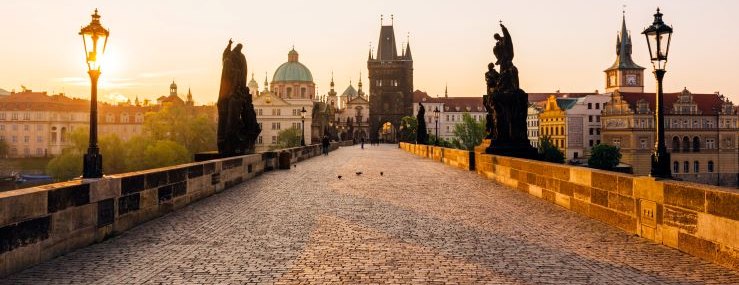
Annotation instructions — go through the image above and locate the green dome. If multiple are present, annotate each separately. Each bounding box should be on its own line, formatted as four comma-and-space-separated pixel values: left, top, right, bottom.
272, 48, 314, 83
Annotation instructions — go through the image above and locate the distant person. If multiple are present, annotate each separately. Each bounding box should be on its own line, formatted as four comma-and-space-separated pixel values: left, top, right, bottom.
361, 137, 365, 149
322, 135, 330, 155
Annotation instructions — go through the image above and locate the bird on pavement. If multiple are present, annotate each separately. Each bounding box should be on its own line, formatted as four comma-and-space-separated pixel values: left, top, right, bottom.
380, 172, 383, 176
355, 171, 362, 175
338, 175, 342, 179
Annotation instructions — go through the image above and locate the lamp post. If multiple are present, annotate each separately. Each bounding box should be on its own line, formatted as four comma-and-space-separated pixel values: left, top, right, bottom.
80, 9, 109, 179
300, 106, 306, 146
433, 106, 440, 146
643, 8, 673, 179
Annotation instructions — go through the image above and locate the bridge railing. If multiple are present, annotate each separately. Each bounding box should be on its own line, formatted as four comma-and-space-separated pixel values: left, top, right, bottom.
0, 141, 353, 277
400, 142, 739, 270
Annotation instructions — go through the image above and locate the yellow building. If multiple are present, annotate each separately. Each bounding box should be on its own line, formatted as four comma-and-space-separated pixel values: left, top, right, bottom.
538, 95, 569, 152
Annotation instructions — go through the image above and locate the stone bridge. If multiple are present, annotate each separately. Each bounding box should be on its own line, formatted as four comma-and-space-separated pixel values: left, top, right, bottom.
1, 144, 738, 284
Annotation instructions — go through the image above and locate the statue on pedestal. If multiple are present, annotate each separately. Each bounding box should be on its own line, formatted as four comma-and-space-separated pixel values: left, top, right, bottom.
416, 102, 428, 144
481, 24, 537, 158
217, 39, 261, 156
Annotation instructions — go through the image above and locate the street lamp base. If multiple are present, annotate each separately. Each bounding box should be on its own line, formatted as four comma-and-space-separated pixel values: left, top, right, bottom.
650, 152, 671, 179
300, 139, 306, 147
83, 152, 103, 179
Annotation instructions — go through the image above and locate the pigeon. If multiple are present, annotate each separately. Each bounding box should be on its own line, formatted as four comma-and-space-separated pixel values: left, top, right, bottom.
293, 164, 297, 168
338, 175, 342, 179
355, 171, 363, 176
380, 172, 383, 176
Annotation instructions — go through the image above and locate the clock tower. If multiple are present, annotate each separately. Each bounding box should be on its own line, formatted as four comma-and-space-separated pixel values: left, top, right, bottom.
604, 14, 645, 93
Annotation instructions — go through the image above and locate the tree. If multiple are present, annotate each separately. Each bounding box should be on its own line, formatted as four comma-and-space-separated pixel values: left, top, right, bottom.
275, 127, 302, 149
453, 113, 486, 151
46, 148, 83, 181
143, 104, 216, 155
429, 134, 454, 148
399, 116, 418, 143
0, 139, 9, 158
538, 136, 564, 163
588, 144, 622, 170
140, 140, 190, 170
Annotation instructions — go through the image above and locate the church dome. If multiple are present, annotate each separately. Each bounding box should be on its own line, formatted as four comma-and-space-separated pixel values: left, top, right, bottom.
247, 73, 259, 90
272, 48, 314, 83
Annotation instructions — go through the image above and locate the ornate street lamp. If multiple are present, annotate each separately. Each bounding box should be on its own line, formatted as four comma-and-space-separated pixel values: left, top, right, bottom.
433, 106, 440, 146
300, 106, 307, 146
643, 8, 673, 179
80, 9, 109, 179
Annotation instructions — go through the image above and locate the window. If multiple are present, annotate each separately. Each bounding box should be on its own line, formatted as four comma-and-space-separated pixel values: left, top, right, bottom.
36, 136, 43, 143
588, 115, 593, 122
11, 113, 18, 120
596, 140, 600, 145
596, 116, 600, 122
596, 128, 601, 135
574, 152, 579, 159
286, 87, 293, 97
673, 161, 679, 173
301, 88, 306, 98
640, 139, 647, 149
683, 161, 689, 173
708, 161, 714, 172
692, 137, 700, 152
36, 125, 43, 131
257, 109, 263, 116
694, 161, 700, 173
588, 103, 592, 109
595, 103, 600, 109
0, 125, 3, 131
672, 137, 680, 151
257, 136, 263, 144
36, 148, 42, 156
11, 136, 17, 143
589, 139, 594, 147
12, 124, 17, 131
23, 136, 29, 143
589, 128, 593, 135
0, 113, 4, 120
612, 138, 621, 147
271, 136, 277, 144
24, 125, 29, 131
706, 138, 715, 149
23, 113, 30, 120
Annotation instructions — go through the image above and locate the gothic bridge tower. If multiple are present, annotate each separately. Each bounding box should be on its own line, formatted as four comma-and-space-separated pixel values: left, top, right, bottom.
367, 17, 413, 142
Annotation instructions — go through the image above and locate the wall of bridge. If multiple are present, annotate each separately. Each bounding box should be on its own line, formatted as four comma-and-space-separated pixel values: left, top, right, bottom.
0, 141, 350, 277
400, 142, 739, 270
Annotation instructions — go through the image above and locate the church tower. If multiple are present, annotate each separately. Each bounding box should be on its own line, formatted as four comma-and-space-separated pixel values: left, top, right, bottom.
367, 16, 414, 141
604, 13, 645, 93
170, 81, 178, 97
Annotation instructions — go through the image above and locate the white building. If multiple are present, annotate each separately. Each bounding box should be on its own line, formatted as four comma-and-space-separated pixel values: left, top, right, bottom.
412, 89, 486, 141
252, 48, 314, 151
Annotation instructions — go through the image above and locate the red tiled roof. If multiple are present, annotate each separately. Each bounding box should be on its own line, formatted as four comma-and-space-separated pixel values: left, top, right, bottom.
619, 92, 726, 115
528, 92, 593, 103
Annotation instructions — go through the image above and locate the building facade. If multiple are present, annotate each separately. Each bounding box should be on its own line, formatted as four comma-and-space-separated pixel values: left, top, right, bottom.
0, 83, 213, 158
253, 48, 314, 151
368, 21, 413, 142
600, 14, 739, 186
412, 90, 486, 141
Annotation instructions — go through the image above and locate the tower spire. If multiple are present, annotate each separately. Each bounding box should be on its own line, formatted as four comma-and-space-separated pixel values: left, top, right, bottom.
444, 83, 448, 98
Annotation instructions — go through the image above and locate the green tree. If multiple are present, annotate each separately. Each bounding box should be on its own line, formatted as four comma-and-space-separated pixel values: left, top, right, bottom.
399, 116, 418, 142
453, 113, 485, 151
429, 134, 453, 148
588, 144, 622, 170
274, 127, 302, 149
0, 139, 9, 158
143, 104, 216, 155
538, 136, 564, 163
140, 140, 190, 169
46, 147, 83, 181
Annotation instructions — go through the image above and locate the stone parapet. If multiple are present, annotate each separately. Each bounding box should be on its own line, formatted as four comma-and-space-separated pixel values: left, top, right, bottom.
0, 142, 349, 277
400, 143, 475, 171
401, 142, 739, 270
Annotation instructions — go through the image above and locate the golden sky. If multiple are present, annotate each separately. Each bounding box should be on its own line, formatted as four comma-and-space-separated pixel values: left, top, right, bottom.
0, 0, 737, 104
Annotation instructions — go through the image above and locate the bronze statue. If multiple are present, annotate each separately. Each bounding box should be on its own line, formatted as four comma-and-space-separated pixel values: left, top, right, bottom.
482, 24, 536, 158
217, 39, 261, 156
416, 102, 428, 144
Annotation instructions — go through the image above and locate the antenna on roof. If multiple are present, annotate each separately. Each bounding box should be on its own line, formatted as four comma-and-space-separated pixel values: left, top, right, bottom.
391, 14, 394, 25
380, 14, 383, 25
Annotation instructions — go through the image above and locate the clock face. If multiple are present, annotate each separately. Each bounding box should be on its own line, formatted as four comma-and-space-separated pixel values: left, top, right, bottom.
626, 75, 637, 86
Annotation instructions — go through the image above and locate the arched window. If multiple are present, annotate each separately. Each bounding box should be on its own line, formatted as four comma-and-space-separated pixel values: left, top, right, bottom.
692, 137, 700, 152
683, 161, 689, 173
286, 87, 292, 98
708, 161, 714, 173
672, 136, 680, 152
60, 127, 67, 143
682, 136, 690, 152
673, 161, 679, 173
694, 161, 700, 173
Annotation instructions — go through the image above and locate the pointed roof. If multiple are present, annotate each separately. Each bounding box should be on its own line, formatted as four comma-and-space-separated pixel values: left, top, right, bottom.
341, 84, 357, 98
405, 42, 412, 60
376, 25, 398, 60
606, 14, 644, 71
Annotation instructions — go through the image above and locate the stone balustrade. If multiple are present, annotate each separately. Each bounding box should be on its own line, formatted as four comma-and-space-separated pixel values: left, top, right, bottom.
400, 142, 739, 270
0, 142, 351, 277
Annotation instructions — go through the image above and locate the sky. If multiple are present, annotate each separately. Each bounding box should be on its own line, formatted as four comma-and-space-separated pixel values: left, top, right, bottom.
1, 0, 738, 105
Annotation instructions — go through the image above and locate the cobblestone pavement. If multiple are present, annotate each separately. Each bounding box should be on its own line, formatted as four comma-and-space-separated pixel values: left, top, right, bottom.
4, 145, 739, 284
